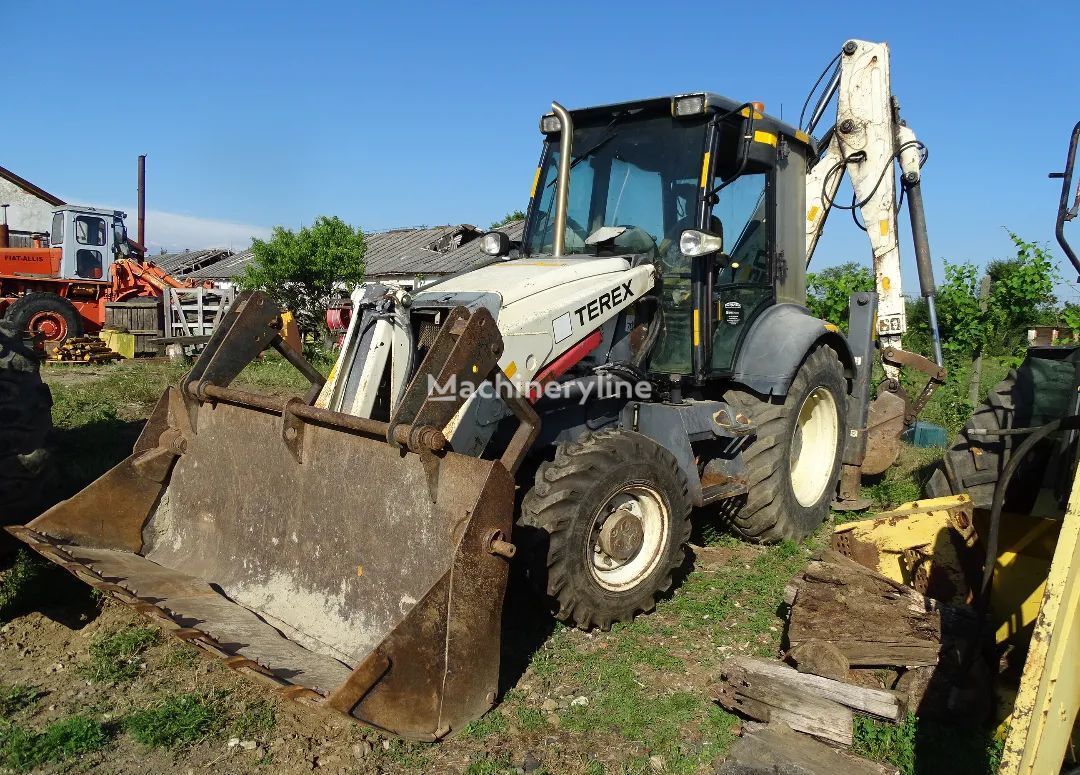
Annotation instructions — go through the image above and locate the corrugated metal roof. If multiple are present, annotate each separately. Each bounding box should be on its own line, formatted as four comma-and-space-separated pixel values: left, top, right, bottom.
154, 248, 233, 276
186, 249, 254, 280
434, 220, 524, 273
364, 224, 481, 276
181, 219, 526, 282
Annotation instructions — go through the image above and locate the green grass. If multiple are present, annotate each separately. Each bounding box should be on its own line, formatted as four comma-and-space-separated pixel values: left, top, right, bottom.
853, 713, 1005, 775
229, 698, 277, 739
0, 715, 110, 772
0, 686, 40, 718
459, 708, 509, 740
84, 626, 159, 683
124, 692, 223, 749
464, 752, 518, 775
161, 642, 202, 669
0, 552, 44, 621
666, 538, 811, 653
48, 361, 188, 429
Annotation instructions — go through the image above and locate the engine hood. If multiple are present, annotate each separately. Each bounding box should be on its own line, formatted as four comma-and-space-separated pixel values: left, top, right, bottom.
418, 256, 635, 308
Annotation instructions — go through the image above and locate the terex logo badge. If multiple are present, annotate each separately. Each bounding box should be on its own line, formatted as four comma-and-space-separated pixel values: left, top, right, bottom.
573, 282, 635, 327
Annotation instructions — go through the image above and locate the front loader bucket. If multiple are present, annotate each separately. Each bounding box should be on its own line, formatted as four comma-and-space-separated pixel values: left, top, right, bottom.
8, 292, 538, 741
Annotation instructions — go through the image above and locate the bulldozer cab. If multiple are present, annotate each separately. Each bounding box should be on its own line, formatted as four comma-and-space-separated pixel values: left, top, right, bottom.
522, 93, 815, 382
48, 206, 128, 281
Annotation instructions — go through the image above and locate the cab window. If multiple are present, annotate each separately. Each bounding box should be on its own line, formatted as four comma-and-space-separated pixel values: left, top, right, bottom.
51, 213, 64, 246
710, 171, 773, 372
76, 249, 103, 279
75, 216, 107, 246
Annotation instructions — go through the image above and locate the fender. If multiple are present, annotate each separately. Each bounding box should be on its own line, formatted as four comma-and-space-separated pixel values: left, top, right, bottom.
729, 303, 855, 397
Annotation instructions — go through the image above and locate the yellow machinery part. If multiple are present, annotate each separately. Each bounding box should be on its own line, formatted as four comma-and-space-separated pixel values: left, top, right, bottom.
999, 470, 1080, 774
832, 495, 1061, 647
831, 495, 976, 606
98, 329, 135, 359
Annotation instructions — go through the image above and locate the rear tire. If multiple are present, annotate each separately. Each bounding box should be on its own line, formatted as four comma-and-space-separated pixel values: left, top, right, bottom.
519, 429, 692, 630
724, 345, 847, 543
0, 321, 53, 522
4, 293, 83, 347
926, 369, 1046, 511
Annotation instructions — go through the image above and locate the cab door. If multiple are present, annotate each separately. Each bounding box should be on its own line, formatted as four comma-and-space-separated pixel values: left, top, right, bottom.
709, 171, 774, 372
66, 212, 109, 280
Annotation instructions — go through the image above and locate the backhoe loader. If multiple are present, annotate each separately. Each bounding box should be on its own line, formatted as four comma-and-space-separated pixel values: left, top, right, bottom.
8, 40, 947, 740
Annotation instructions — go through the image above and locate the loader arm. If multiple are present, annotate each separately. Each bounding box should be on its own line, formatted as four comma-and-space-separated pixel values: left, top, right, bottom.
804, 39, 945, 374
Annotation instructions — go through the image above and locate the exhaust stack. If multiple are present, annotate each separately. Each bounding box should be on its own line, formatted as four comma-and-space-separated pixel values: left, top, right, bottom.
137, 155, 146, 253
551, 101, 573, 257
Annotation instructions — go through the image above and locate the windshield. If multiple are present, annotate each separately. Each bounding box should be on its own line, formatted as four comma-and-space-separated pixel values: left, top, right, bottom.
525, 112, 708, 258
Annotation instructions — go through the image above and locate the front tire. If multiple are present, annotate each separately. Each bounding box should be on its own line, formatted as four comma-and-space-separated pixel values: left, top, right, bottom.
5, 293, 83, 347
0, 321, 54, 522
519, 429, 692, 631
725, 345, 847, 543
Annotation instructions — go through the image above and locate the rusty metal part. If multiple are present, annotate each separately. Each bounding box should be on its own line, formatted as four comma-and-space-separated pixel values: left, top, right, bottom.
486, 530, 516, 559
712, 408, 754, 437
832, 463, 872, 511
387, 307, 500, 441
182, 291, 284, 399
6, 289, 541, 741
10, 395, 517, 740
881, 346, 948, 424
862, 389, 906, 475
598, 509, 645, 561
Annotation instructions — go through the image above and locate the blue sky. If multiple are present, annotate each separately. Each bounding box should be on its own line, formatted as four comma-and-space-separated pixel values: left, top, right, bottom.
7, 1, 1079, 297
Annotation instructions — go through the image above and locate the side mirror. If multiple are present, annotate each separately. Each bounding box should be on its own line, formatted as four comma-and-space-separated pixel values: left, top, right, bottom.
479, 230, 511, 257
679, 227, 723, 258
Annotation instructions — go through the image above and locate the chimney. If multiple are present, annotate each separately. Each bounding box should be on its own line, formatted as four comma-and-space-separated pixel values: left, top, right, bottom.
137, 155, 146, 251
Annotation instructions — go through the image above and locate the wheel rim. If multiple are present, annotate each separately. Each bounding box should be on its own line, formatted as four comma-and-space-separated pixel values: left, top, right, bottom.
789, 387, 840, 507
589, 484, 670, 592
27, 310, 68, 343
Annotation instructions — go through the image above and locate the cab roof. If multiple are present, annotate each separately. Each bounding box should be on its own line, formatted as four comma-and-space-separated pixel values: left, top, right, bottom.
546, 92, 815, 153
52, 205, 127, 219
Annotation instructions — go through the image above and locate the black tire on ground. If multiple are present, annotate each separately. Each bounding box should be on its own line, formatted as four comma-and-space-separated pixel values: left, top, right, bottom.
4, 292, 83, 346
0, 321, 53, 522
723, 345, 848, 543
519, 429, 692, 631
926, 370, 1043, 511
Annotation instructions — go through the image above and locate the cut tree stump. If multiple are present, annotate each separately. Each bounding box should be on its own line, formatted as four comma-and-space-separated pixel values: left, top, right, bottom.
784, 550, 977, 668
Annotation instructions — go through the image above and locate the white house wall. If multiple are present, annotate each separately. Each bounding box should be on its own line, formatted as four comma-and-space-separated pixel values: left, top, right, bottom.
0, 178, 56, 234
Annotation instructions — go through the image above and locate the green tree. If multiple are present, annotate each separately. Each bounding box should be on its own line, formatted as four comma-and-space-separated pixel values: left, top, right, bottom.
489, 210, 526, 229
929, 233, 1059, 361
239, 216, 366, 339
806, 262, 875, 331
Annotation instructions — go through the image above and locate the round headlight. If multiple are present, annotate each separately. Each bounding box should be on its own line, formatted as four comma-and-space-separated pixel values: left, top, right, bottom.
480, 231, 510, 257
679, 229, 723, 257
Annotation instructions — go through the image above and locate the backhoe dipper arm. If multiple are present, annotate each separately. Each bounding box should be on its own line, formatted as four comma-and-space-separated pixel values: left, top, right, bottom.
804, 39, 945, 373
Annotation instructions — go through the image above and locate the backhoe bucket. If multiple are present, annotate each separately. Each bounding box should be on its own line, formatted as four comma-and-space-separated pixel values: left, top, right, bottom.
7, 292, 538, 741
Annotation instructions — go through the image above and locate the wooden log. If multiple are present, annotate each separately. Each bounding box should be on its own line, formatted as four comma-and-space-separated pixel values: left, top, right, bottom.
718, 722, 900, 775
713, 658, 854, 745
723, 656, 901, 720
784, 550, 977, 668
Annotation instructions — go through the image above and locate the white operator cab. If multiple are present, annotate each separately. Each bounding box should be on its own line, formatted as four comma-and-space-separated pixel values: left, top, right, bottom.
48, 206, 131, 282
